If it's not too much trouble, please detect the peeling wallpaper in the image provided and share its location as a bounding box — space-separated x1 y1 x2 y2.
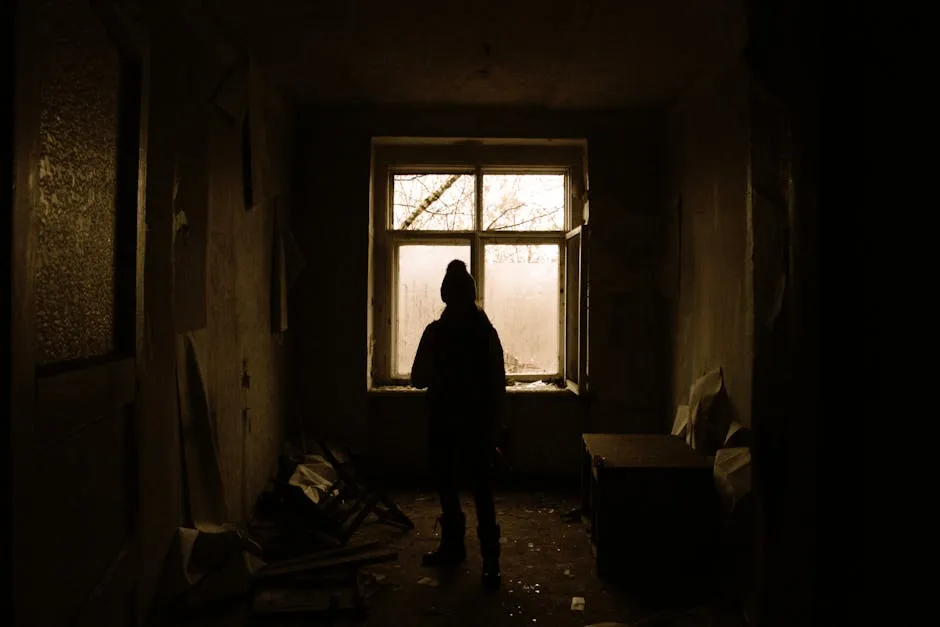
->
666 61 754 428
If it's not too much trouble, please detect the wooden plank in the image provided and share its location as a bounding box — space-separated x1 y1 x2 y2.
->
260 541 383 573
256 549 398 581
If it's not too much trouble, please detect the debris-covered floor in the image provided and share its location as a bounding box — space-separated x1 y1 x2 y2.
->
349 491 632 627
158 490 745 627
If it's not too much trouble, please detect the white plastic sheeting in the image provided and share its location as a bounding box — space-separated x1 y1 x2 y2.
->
713 446 752 512
287 454 340 505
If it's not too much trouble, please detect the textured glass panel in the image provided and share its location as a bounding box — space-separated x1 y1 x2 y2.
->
484 244 560 375
483 174 565 231
34 0 121 364
396 245 471 376
392 173 475 230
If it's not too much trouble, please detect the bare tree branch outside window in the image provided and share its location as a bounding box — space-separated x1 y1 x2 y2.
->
393 173 564 237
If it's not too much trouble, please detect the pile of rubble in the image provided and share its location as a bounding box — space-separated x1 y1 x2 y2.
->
153 442 413 623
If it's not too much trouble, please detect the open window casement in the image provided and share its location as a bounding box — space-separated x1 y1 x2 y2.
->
564 191 590 394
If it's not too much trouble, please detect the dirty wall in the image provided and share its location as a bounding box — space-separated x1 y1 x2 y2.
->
137 8 293 614
664 61 754 429
663 29 822 622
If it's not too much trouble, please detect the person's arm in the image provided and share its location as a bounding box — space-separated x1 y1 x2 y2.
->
411 323 436 389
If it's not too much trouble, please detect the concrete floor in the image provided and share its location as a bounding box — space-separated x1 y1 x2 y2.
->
162 490 744 627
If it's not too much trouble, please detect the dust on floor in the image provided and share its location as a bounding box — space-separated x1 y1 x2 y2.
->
164 490 742 627
354 490 631 627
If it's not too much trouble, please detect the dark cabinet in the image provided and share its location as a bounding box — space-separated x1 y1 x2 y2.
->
581 434 720 599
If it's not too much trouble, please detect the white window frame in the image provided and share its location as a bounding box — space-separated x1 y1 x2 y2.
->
369 138 589 392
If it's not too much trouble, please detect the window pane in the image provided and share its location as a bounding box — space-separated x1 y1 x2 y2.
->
482 174 565 231
392 173 475 230
484 244 560 375
396 244 471 376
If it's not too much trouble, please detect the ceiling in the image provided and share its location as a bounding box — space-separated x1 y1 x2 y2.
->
207 0 747 108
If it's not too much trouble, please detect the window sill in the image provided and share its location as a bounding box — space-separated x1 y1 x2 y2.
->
367 382 578 397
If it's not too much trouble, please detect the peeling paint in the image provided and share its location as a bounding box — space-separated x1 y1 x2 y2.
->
666 60 754 428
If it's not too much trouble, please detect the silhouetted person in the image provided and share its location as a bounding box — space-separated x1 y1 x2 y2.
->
411 259 506 589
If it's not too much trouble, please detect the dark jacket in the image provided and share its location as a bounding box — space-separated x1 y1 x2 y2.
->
411 304 506 438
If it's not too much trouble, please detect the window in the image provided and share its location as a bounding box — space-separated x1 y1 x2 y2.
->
369 140 589 392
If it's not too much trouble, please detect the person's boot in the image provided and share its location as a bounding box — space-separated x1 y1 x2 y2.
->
422 512 467 568
478 523 502 589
